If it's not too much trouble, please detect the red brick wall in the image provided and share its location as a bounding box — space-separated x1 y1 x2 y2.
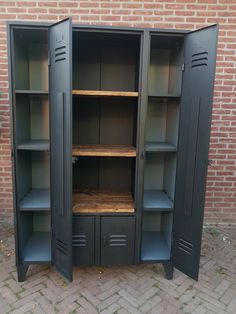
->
0 0 235 224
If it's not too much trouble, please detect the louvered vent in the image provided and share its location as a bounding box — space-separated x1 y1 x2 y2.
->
56 239 68 255
191 52 208 68
177 238 193 256
109 234 127 247
55 45 66 63
72 235 86 247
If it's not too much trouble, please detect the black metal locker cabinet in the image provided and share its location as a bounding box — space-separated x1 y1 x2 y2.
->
49 18 73 281
172 25 218 280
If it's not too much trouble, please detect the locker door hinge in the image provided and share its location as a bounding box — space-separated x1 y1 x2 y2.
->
182 63 185 72
48 51 51 66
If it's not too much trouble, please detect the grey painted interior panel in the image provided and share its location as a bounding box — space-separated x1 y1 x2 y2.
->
13 29 48 90
142 212 161 231
146 100 167 143
73 157 132 192
14 33 29 90
30 97 49 140
161 212 173 250
22 232 51 262
148 49 170 96
163 153 176 201
144 153 164 190
99 158 132 190
73 99 100 144
16 95 31 144
148 35 183 96
141 231 170 261
146 100 179 146
100 99 136 145
101 47 137 91
74 157 99 190
33 211 50 232
31 152 50 189
17 151 31 201
16 95 49 144
29 44 48 90
143 190 173 210
73 46 100 90
20 188 50 211
166 102 180 146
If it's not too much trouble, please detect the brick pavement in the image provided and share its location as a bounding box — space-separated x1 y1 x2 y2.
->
0 223 235 314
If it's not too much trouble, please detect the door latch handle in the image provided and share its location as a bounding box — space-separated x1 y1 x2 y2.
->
103 236 107 247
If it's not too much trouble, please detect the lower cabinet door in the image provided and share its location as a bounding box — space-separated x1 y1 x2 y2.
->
101 216 135 265
73 216 94 266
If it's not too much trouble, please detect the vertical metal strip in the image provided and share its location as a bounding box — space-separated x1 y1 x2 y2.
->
57 92 64 217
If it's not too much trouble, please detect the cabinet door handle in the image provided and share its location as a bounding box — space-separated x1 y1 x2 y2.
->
103 236 107 247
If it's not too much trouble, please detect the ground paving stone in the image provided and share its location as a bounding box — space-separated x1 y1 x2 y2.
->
0 223 235 313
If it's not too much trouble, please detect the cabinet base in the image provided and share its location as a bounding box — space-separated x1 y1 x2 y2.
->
17 264 29 282
163 262 174 280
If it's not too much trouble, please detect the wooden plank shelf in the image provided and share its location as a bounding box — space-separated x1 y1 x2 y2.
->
17 140 50 151
145 142 176 152
141 231 170 262
72 90 139 97
143 190 173 211
20 189 50 211
15 90 48 95
72 144 136 157
73 190 135 213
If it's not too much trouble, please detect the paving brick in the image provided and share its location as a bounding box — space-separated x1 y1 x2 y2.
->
0 224 235 314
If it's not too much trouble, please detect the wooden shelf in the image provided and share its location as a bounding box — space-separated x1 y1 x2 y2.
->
141 231 170 262
15 90 48 95
143 190 173 211
22 232 51 263
72 144 136 157
17 140 49 151
20 189 50 211
72 90 139 98
73 190 135 213
146 142 176 152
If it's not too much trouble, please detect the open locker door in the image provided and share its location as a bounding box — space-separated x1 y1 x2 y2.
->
49 18 73 281
172 25 218 280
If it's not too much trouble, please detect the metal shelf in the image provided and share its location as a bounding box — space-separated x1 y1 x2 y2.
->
145 142 176 152
20 189 50 211
143 190 173 211
17 140 49 151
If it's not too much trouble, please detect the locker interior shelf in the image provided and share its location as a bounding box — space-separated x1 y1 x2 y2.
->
148 94 180 99
143 190 173 211
17 140 50 151
22 232 51 263
145 142 176 152
73 190 135 213
20 189 50 211
72 90 139 98
141 231 170 262
72 144 136 157
15 90 48 95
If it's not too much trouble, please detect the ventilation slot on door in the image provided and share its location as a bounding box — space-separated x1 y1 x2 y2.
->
109 235 127 247
56 239 68 255
72 235 86 247
191 52 208 68
177 238 193 256
55 46 66 63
